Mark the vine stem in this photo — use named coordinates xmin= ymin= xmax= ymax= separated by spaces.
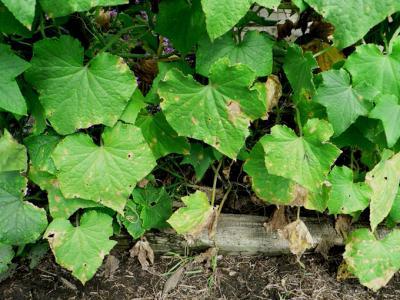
xmin=388 ymin=24 xmax=400 ymax=54
xmin=313 ymin=45 xmax=332 ymax=58
xmin=211 ymin=160 xmax=223 ymax=207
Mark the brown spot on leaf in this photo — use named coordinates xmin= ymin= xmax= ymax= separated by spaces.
xmin=227 ymin=100 xmax=242 ymax=123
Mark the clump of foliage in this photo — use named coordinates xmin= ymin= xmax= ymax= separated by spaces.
xmin=1 ymin=0 xmax=400 ymax=291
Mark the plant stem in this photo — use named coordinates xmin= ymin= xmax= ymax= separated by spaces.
xmin=313 ymin=45 xmax=332 ymax=58
xmin=211 ymin=160 xmax=223 ymax=207
xmin=295 ymin=106 xmax=303 ymax=136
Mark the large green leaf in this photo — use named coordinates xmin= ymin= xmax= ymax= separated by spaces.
xmin=0 ymin=4 xmax=32 ymax=37
xmin=52 ymin=122 xmax=156 ymax=213
xmin=39 ymin=0 xmax=128 ymax=18
xmin=369 ymin=95 xmax=400 ymax=148
xmin=0 ymin=130 xmax=27 ymax=172
xmin=345 ymin=40 xmax=400 ymax=97
xmin=326 ymin=166 xmax=370 ymax=215
xmin=159 ymin=59 xmax=264 ymax=159
xmin=167 ymin=190 xmax=214 ymax=235
xmin=262 ymin=119 xmax=341 ymax=192
xmin=304 ymin=0 xmax=400 ymax=49
xmin=25 ymin=36 xmax=136 ymax=135
xmin=201 ymin=0 xmax=280 ymax=40
xmin=0 ymin=172 xmax=47 ymax=245
xmin=314 ymin=69 xmax=370 ymax=136
xmin=0 ymin=44 xmax=30 ymax=115
xmin=155 ymin=0 xmax=206 ymax=53
xmin=196 ymin=30 xmax=274 ymax=77
xmin=366 ymin=150 xmax=400 ymax=231
xmin=244 ymin=139 xmax=298 ymax=205
xmin=136 ymin=112 xmax=190 ymax=159
xmin=44 ymin=211 xmax=116 ymax=284
xmin=344 ymin=228 xmax=400 ymax=291
xmin=1 ymin=0 xmax=36 ymax=29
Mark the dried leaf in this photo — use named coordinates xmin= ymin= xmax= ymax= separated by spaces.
xmin=264 ymin=206 xmax=288 ymax=233
xmin=162 ymin=265 xmax=186 ymax=298
xmin=130 ymin=237 xmax=154 ymax=271
xmin=335 ymin=215 xmax=352 ymax=239
xmin=266 ymin=75 xmax=282 ymax=112
xmin=104 ymin=255 xmax=119 ymax=278
xmin=279 ymin=219 xmax=314 ymax=258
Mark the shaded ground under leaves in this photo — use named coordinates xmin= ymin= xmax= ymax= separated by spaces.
xmin=1 ymin=247 xmax=399 ymax=300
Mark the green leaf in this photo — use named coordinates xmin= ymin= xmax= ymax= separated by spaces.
xmin=181 ymin=144 xmax=215 ymax=181
xmin=132 ymin=186 xmax=172 ymax=230
xmin=284 ymin=44 xmax=318 ymax=103
xmin=1 ymin=0 xmax=36 ymax=29
xmin=24 ymin=133 xmax=60 ymax=174
xmin=366 ymin=151 xmax=400 ymax=231
xmin=0 ymin=130 xmax=27 ymax=172
xmin=0 ymin=44 xmax=30 ymax=115
xmin=120 ymin=89 xmax=146 ymax=125
xmin=52 ymin=122 xmax=156 ymax=213
xmin=201 ymin=0 xmax=280 ymax=40
xmin=387 ymin=191 xmax=400 ymax=227
xmin=369 ymin=95 xmax=400 ymax=148
xmin=344 ymin=228 xmax=400 ymax=291
xmin=44 ymin=211 xmax=116 ymax=284
xmin=244 ymin=139 xmax=298 ymax=205
xmin=262 ymin=119 xmax=341 ymax=192
xmin=23 ymin=86 xmax=46 ymax=135
xmin=25 ymin=36 xmax=136 ymax=135
xmin=120 ymin=201 xmax=145 ymax=239
xmin=0 ymin=243 xmax=13 ymax=273
xmin=304 ymin=0 xmax=400 ymax=49
xmin=326 ymin=166 xmax=370 ymax=215
xmin=167 ymin=190 xmax=214 ymax=236
xmin=0 ymin=4 xmax=32 ymax=37
xmin=314 ymin=69 xmax=370 ymax=136
xmin=196 ymin=30 xmax=274 ymax=77
xmin=0 ymin=171 xmax=47 ymax=245
xmin=47 ymin=180 xmax=100 ymax=219
xmin=39 ymin=0 xmax=128 ymax=18
xmin=155 ymin=0 xmax=206 ymax=53
xmin=345 ymin=41 xmax=400 ymax=97
xmin=136 ymin=112 xmax=190 ymax=159
xmin=159 ymin=58 xmax=264 ymax=159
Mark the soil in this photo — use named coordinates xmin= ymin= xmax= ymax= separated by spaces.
xmin=1 ymin=247 xmax=399 ymax=300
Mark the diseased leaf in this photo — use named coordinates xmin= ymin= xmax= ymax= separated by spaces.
xmin=52 ymin=122 xmax=156 ymax=213
xmin=345 ymin=40 xmax=400 ymax=97
xmin=120 ymin=201 xmax=145 ymax=239
xmin=279 ymin=219 xmax=314 ymax=258
xmin=25 ymin=36 xmax=136 ymax=135
xmin=0 ymin=172 xmax=47 ymax=245
xmin=366 ymin=150 xmax=400 ymax=232
xmin=0 ymin=44 xmax=30 ymax=115
xmin=136 ymin=112 xmax=190 ymax=159
xmin=47 ymin=180 xmax=100 ymax=219
xmin=262 ymin=119 xmax=341 ymax=192
xmin=344 ymin=228 xmax=400 ymax=291
xmin=304 ymin=0 xmax=400 ymax=49
xmin=167 ymin=191 xmax=214 ymax=238
xmin=369 ymin=95 xmax=400 ymax=148
xmin=196 ymin=30 xmax=274 ymax=77
xmin=314 ymin=69 xmax=370 ymax=136
xmin=327 ymin=166 xmax=371 ymax=215
xmin=44 ymin=211 xmax=116 ymax=284
xmin=1 ymin=0 xmax=36 ymax=29
xmin=159 ymin=58 xmax=264 ymax=159
xmin=155 ymin=0 xmax=206 ymax=53
xmin=0 ymin=130 xmax=27 ymax=172
xmin=39 ymin=0 xmax=128 ymax=18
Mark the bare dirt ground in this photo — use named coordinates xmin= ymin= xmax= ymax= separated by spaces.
xmin=1 ymin=247 xmax=399 ymax=300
